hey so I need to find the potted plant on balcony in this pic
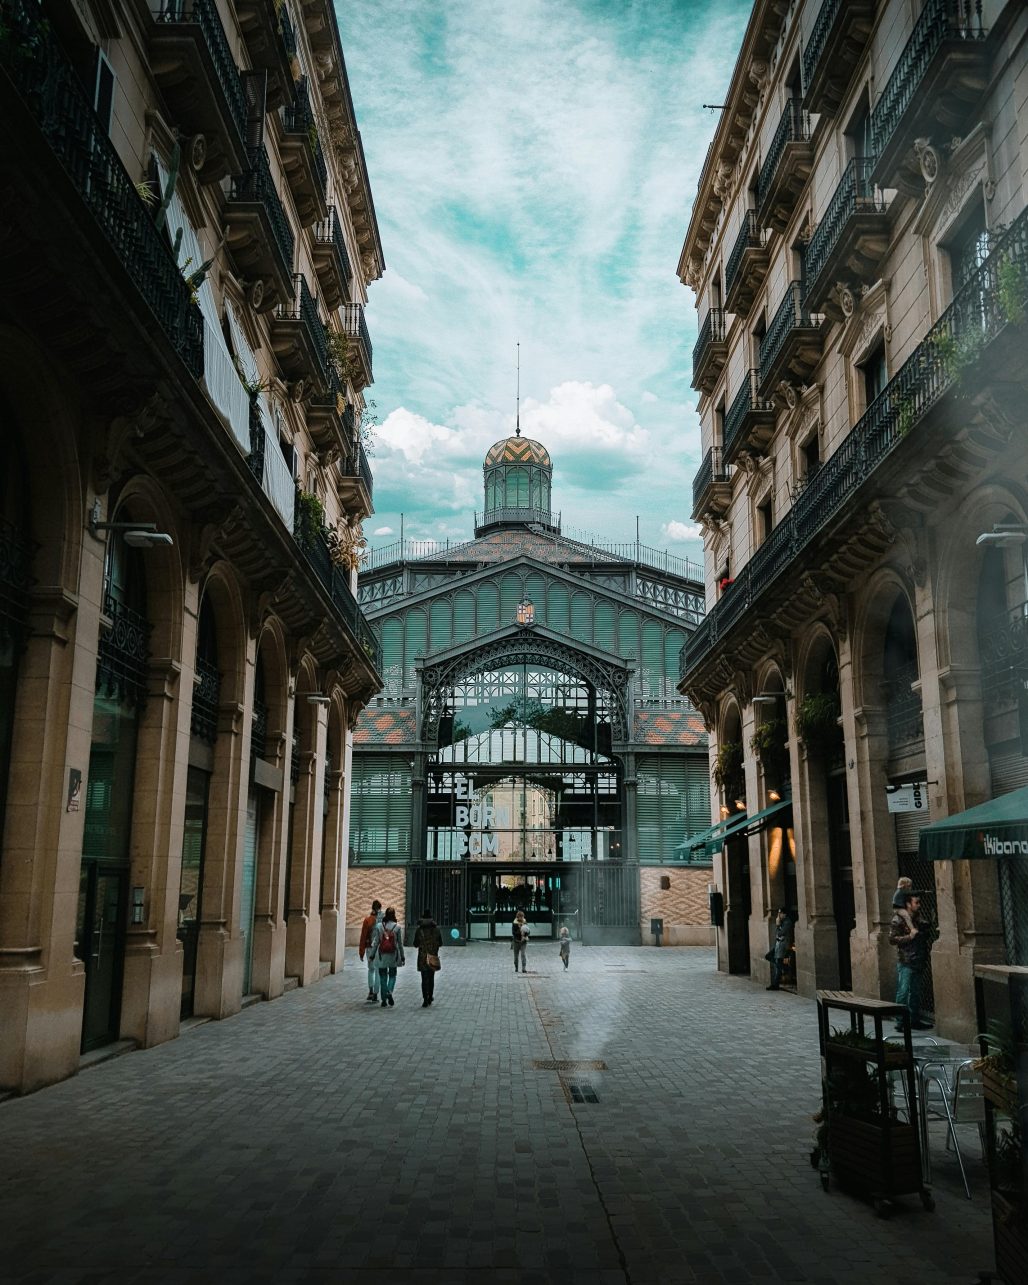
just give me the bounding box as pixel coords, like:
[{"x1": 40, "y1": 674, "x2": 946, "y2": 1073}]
[
  {"x1": 713, "y1": 741, "x2": 745, "y2": 806},
  {"x1": 295, "y1": 488, "x2": 326, "y2": 549},
  {"x1": 997, "y1": 257, "x2": 1028, "y2": 327},
  {"x1": 795, "y1": 692, "x2": 840, "y2": 747},
  {"x1": 327, "y1": 330, "x2": 359, "y2": 387},
  {"x1": 750, "y1": 717, "x2": 789, "y2": 791}
]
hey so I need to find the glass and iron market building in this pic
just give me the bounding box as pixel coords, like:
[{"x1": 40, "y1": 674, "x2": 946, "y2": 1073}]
[{"x1": 346, "y1": 433, "x2": 717, "y2": 945}]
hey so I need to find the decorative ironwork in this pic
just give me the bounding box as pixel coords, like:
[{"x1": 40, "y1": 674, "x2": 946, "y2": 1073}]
[
  {"x1": 290, "y1": 723, "x2": 301, "y2": 784},
  {"x1": 691, "y1": 447, "x2": 731, "y2": 518},
  {"x1": 341, "y1": 303, "x2": 373, "y2": 379},
  {"x1": 884, "y1": 662, "x2": 924, "y2": 750},
  {"x1": 0, "y1": 517, "x2": 34, "y2": 653},
  {"x1": 97, "y1": 593, "x2": 151, "y2": 706},
  {"x1": 251, "y1": 695, "x2": 268, "y2": 759},
  {"x1": 247, "y1": 398, "x2": 265, "y2": 483},
  {"x1": 152, "y1": 0, "x2": 247, "y2": 150},
  {"x1": 293, "y1": 519, "x2": 382, "y2": 671},
  {"x1": 757, "y1": 98, "x2": 810, "y2": 211},
  {"x1": 420, "y1": 630, "x2": 631, "y2": 747},
  {"x1": 803, "y1": 158, "x2": 886, "y2": 297},
  {"x1": 283, "y1": 77, "x2": 328, "y2": 198},
  {"x1": 725, "y1": 212, "x2": 765, "y2": 302},
  {"x1": 277, "y1": 273, "x2": 331, "y2": 388},
  {"x1": 758, "y1": 283, "x2": 818, "y2": 387},
  {"x1": 980, "y1": 606, "x2": 1028, "y2": 710},
  {"x1": 229, "y1": 147, "x2": 295, "y2": 279},
  {"x1": 191, "y1": 654, "x2": 221, "y2": 743},
  {"x1": 723, "y1": 369, "x2": 774, "y2": 462},
  {"x1": 682, "y1": 205, "x2": 1028, "y2": 688},
  {"x1": 692, "y1": 308, "x2": 726, "y2": 387},
  {"x1": 802, "y1": 0, "x2": 846, "y2": 95},
  {"x1": 278, "y1": 2, "x2": 297, "y2": 56},
  {"x1": 0, "y1": 0, "x2": 203, "y2": 376},
  {"x1": 870, "y1": 0, "x2": 986, "y2": 165},
  {"x1": 314, "y1": 205, "x2": 352, "y2": 293}
]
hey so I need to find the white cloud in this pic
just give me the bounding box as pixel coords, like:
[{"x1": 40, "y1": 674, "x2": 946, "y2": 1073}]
[
  {"x1": 372, "y1": 526, "x2": 395, "y2": 536},
  {"x1": 641, "y1": 391, "x2": 659, "y2": 404},
  {"x1": 662, "y1": 520, "x2": 702, "y2": 542}
]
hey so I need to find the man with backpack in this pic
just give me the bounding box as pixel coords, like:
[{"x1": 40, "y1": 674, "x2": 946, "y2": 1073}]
[
  {"x1": 369, "y1": 906, "x2": 405, "y2": 1007},
  {"x1": 358, "y1": 899, "x2": 383, "y2": 1002}
]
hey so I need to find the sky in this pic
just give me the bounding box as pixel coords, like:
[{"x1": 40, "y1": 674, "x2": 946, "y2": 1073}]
[{"x1": 337, "y1": 0, "x2": 752, "y2": 560}]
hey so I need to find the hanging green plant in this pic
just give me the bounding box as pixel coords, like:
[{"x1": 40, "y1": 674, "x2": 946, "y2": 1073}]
[
  {"x1": 750, "y1": 717, "x2": 789, "y2": 786},
  {"x1": 795, "y1": 692, "x2": 840, "y2": 745},
  {"x1": 997, "y1": 257, "x2": 1028, "y2": 327},
  {"x1": 712, "y1": 741, "x2": 744, "y2": 800},
  {"x1": 295, "y1": 489, "x2": 326, "y2": 548}
]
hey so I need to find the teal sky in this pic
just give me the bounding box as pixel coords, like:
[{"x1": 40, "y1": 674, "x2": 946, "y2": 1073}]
[{"x1": 337, "y1": 0, "x2": 752, "y2": 559}]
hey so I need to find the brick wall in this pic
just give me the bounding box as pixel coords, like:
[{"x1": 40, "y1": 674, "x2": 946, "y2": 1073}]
[
  {"x1": 639, "y1": 867, "x2": 715, "y2": 946},
  {"x1": 345, "y1": 867, "x2": 407, "y2": 945}
]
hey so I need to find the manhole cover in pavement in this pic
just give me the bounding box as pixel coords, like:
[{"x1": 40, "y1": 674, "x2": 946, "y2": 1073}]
[{"x1": 531, "y1": 1059, "x2": 607, "y2": 1072}]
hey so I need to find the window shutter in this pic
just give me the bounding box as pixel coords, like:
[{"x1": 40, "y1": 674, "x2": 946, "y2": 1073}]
[
  {"x1": 571, "y1": 592, "x2": 592, "y2": 641},
  {"x1": 429, "y1": 598, "x2": 452, "y2": 654},
  {"x1": 548, "y1": 583, "x2": 570, "y2": 633},
  {"x1": 349, "y1": 755, "x2": 413, "y2": 863},
  {"x1": 477, "y1": 583, "x2": 499, "y2": 632},
  {"x1": 453, "y1": 590, "x2": 476, "y2": 643},
  {"x1": 594, "y1": 602, "x2": 616, "y2": 653}
]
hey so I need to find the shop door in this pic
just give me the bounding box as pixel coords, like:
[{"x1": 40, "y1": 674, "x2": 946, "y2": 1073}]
[
  {"x1": 77, "y1": 864, "x2": 127, "y2": 1052},
  {"x1": 724, "y1": 836, "x2": 750, "y2": 974},
  {"x1": 493, "y1": 871, "x2": 555, "y2": 938},
  {"x1": 827, "y1": 772, "x2": 854, "y2": 990},
  {"x1": 178, "y1": 767, "x2": 209, "y2": 1019},
  {"x1": 240, "y1": 790, "x2": 259, "y2": 995}
]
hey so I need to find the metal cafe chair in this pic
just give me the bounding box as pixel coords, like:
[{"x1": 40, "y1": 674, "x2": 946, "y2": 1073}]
[{"x1": 922, "y1": 1057, "x2": 986, "y2": 1199}]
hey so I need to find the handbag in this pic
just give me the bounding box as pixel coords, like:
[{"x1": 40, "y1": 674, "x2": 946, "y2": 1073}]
[
  {"x1": 764, "y1": 949, "x2": 775, "y2": 962},
  {"x1": 425, "y1": 952, "x2": 441, "y2": 971}
]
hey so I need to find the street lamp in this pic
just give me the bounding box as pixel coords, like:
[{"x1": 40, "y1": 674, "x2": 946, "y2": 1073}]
[
  {"x1": 976, "y1": 524, "x2": 1028, "y2": 547},
  {"x1": 89, "y1": 499, "x2": 173, "y2": 547}
]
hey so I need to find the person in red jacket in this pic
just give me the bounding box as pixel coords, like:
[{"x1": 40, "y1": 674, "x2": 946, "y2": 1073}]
[{"x1": 358, "y1": 899, "x2": 382, "y2": 1002}]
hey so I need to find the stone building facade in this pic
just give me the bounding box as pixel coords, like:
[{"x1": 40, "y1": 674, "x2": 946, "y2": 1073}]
[
  {"x1": 0, "y1": 0, "x2": 383, "y2": 1093},
  {"x1": 678, "y1": 0, "x2": 1028, "y2": 1038}
]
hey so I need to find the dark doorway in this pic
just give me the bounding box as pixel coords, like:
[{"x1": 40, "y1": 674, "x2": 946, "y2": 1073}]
[
  {"x1": 76, "y1": 864, "x2": 127, "y2": 1052},
  {"x1": 724, "y1": 835, "x2": 751, "y2": 974},
  {"x1": 178, "y1": 766, "x2": 210, "y2": 1019},
  {"x1": 826, "y1": 770, "x2": 854, "y2": 990}
]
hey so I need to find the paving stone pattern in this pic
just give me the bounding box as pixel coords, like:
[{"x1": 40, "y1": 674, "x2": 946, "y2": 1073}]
[{"x1": 0, "y1": 946, "x2": 994, "y2": 1284}]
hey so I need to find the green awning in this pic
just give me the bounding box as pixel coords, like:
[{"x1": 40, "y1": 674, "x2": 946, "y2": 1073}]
[
  {"x1": 920, "y1": 786, "x2": 1028, "y2": 861},
  {"x1": 678, "y1": 798, "x2": 792, "y2": 860}
]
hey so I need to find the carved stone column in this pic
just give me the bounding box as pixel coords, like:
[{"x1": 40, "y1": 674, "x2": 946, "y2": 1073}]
[
  {"x1": 285, "y1": 700, "x2": 328, "y2": 986},
  {"x1": 846, "y1": 702, "x2": 895, "y2": 1001}
]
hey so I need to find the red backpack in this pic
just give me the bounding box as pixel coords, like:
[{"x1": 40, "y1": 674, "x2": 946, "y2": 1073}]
[{"x1": 379, "y1": 926, "x2": 397, "y2": 954}]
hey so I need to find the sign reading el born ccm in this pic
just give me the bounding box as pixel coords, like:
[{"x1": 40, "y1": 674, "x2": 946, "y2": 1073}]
[{"x1": 454, "y1": 774, "x2": 507, "y2": 857}]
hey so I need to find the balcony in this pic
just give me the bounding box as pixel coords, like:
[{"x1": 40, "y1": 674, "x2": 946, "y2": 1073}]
[
  {"x1": 339, "y1": 440, "x2": 374, "y2": 517},
  {"x1": 680, "y1": 204, "x2": 1028, "y2": 692},
  {"x1": 723, "y1": 369, "x2": 777, "y2": 464},
  {"x1": 341, "y1": 303, "x2": 374, "y2": 388},
  {"x1": 802, "y1": 0, "x2": 877, "y2": 115},
  {"x1": 981, "y1": 606, "x2": 1028, "y2": 713},
  {"x1": 279, "y1": 78, "x2": 328, "y2": 227},
  {"x1": 191, "y1": 654, "x2": 221, "y2": 744},
  {"x1": 235, "y1": 0, "x2": 296, "y2": 109},
  {"x1": 884, "y1": 662, "x2": 924, "y2": 752},
  {"x1": 870, "y1": 0, "x2": 989, "y2": 195},
  {"x1": 225, "y1": 147, "x2": 295, "y2": 311},
  {"x1": 756, "y1": 99, "x2": 813, "y2": 233},
  {"x1": 0, "y1": 0, "x2": 203, "y2": 377},
  {"x1": 293, "y1": 520, "x2": 382, "y2": 670},
  {"x1": 757, "y1": 284, "x2": 823, "y2": 395},
  {"x1": 146, "y1": 0, "x2": 247, "y2": 182},
  {"x1": 691, "y1": 447, "x2": 733, "y2": 521},
  {"x1": 691, "y1": 309, "x2": 728, "y2": 395},
  {"x1": 724, "y1": 213, "x2": 769, "y2": 318},
  {"x1": 804, "y1": 159, "x2": 889, "y2": 320},
  {"x1": 271, "y1": 273, "x2": 331, "y2": 391},
  {"x1": 312, "y1": 206, "x2": 352, "y2": 310}
]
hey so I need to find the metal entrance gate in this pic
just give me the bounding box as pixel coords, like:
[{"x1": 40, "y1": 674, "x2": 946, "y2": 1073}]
[{"x1": 406, "y1": 863, "x2": 640, "y2": 945}]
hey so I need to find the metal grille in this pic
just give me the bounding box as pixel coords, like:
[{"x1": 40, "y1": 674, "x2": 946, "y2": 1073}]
[
  {"x1": 998, "y1": 859, "x2": 1028, "y2": 965},
  {"x1": 190, "y1": 655, "x2": 220, "y2": 743},
  {"x1": 531, "y1": 1059, "x2": 607, "y2": 1072},
  {"x1": 563, "y1": 1081, "x2": 599, "y2": 1104},
  {"x1": 408, "y1": 863, "x2": 468, "y2": 938},
  {"x1": 96, "y1": 594, "x2": 150, "y2": 707}
]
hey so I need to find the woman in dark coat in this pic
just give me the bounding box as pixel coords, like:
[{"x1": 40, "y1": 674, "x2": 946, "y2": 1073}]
[{"x1": 413, "y1": 909, "x2": 442, "y2": 1008}]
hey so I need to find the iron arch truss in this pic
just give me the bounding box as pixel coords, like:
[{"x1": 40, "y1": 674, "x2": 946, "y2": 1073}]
[{"x1": 419, "y1": 627, "x2": 631, "y2": 746}]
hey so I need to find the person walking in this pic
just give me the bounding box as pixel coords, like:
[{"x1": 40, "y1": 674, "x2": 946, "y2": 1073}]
[
  {"x1": 558, "y1": 924, "x2": 571, "y2": 970},
  {"x1": 413, "y1": 908, "x2": 442, "y2": 1008},
  {"x1": 765, "y1": 908, "x2": 794, "y2": 990},
  {"x1": 512, "y1": 909, "x2": 529, "y2": 973},
  {"x1": 370, "y1": 906, "x2": 405, "y2": 1007},
  {"x1": 889, "y1": 890, "x2": 935, "y2": 1030},
  {"x1": 358, "y1": 899, "x2": 383, "y2": 1002}
]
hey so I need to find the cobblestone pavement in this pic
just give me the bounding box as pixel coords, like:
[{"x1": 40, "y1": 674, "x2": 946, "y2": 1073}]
[{"x1": 1, "y1": 946, "x2": 994, "y2": 1284}]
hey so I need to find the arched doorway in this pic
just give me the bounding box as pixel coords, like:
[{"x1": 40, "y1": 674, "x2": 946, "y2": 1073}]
[
  {"x1": 77, "y1": 525, "x2": 149, "y2": 1050},
  {"x1": 716, "y1": 701, "x2": 749, "y2": 974}
]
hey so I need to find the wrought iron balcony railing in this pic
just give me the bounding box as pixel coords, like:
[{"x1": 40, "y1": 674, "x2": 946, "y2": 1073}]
[
  {"x1": 247, "y1": 398, "x2": 265, "y2": 483},
  {"x1": 293, "y1": 519, "x2": 382, "y2": 671},
  {"x1": 283, "y1": 77, "x2": 328, "y2": 196},
  {"x1": 692, "y1": 308, "x2": 727, "y2": 391},
  {"x1": 758, "y1": 283, "x2": 818, "y2": 386},
  {"x1": 229, "y1": 147, "x2": 296, "y2": 279},
  {"x1": 314, "y1": 205, "x2": 352, "y2": 291},
  {"x1": 691, "y1": 447, "x2": 731, "y2": 518},
  {"x1": 251, "y1": 696, "x2": 268, "y2": 759},
  {"x1": 0, "y1": 516, "x2": 34, "y2": 649},
  {"x1": 725, "y1": 212, "x2": 765, "y2": 304},
  {"x1": 757, "y1": 99, "x2": 810, "y2": 211},
  {"x1": 884, "y1": 661, "x2": 924, "y2": 749},
  {"x1": 191, "y1": 654, "x2": 221, "y2": 744},
  {"x1": 279, "y1": 2, "x2": 297, "y2": 56},
  {"x1": 723, "y1": 369, "x2": 775, "y2": 462},
  {"x1": 97, "y1": 593, "x2": 151, "y2": 707},
  {"x1": 980, "y1": 605, "x2": 1028, "y2": 710},
  {"x1": 342, "y1": 303, "x2": 374, "y2": 380},
  {"x1": 871, "y1": 0, "x2": 986, "y2": 168},
  {"x1": 681, "y1": 205, "x2": 1028, "y2": 687},
  {"x1": 357, "y1": 443, "x2": 374, "y2": 501},
  {"x1": 277, "y1": 273, "x2": 331, "y2": 388},
  {"x1": 0, "y1": 0, "x2": 204, "y2": 377},
  {"x1": 804, "y1": 158, "x2": 885, "y2": 297},
  {"x1": 152, "y1": 0, "x2": 247, "y2": 150}
]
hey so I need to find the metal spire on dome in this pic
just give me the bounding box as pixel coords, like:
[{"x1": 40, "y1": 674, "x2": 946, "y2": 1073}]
[{"x1": 515, "y1": 341, "x2": 520, "y2": 436}]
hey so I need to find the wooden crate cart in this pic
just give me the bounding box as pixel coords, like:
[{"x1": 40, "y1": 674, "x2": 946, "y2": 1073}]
[{"x1": 816, "y1": 990, "x2": 933, "y2": 1216}]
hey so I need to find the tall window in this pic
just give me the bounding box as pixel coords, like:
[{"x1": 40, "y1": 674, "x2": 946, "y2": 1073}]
[
  {"x1": 950, "y1": 202, "x2": 989, "y2": 292},
  {"x1": 861, "y1": 343, "x2": 888, "y2": 407}
]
